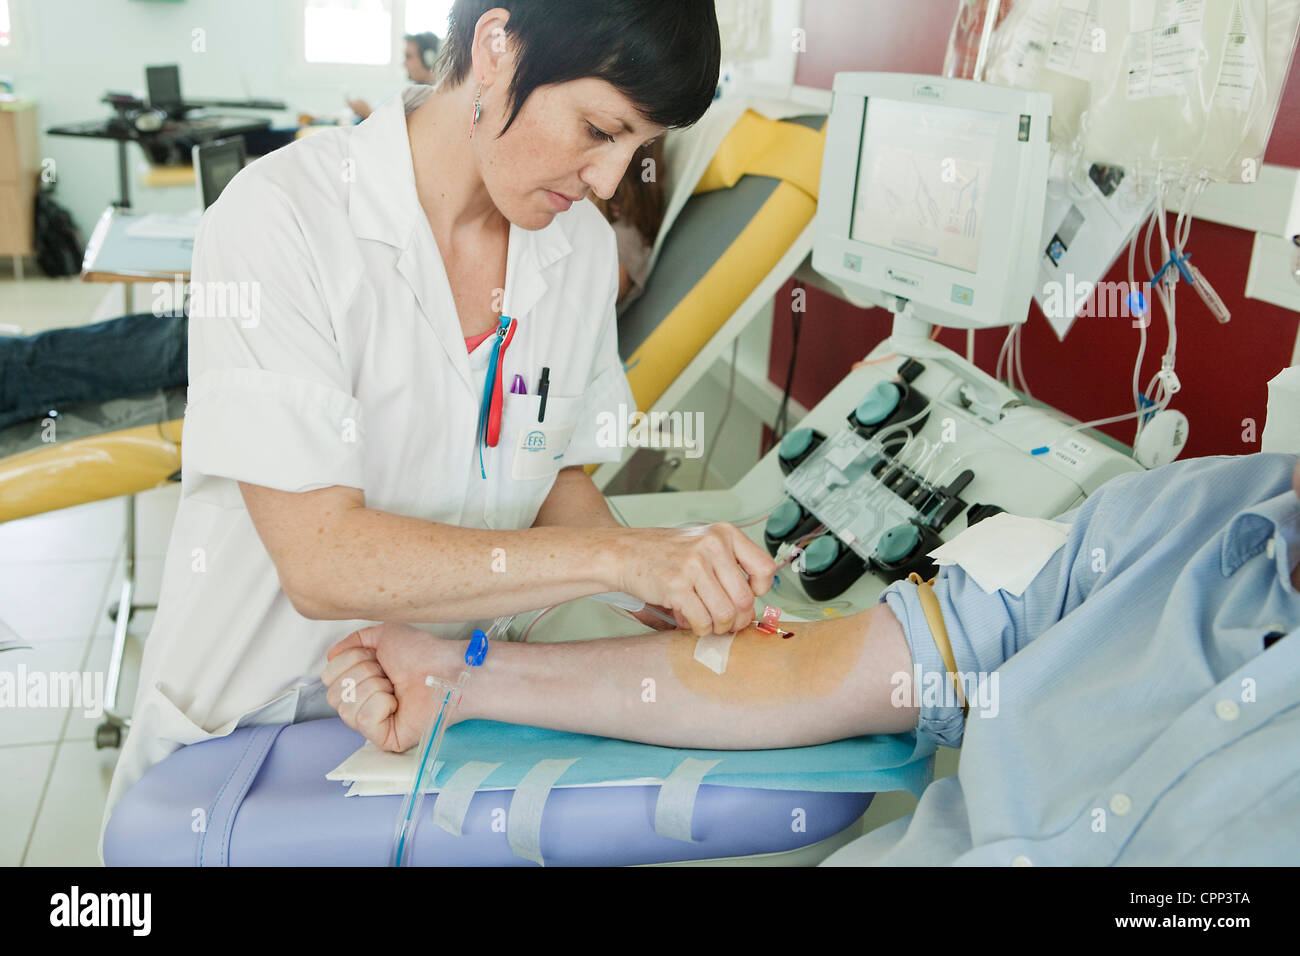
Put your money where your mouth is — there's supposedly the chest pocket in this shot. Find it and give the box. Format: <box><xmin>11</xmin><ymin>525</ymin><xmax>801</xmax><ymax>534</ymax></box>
<box><xmin>484</xmin><ymin>392</ymin><xmax>583</xmax><ymax>529</ymax></box>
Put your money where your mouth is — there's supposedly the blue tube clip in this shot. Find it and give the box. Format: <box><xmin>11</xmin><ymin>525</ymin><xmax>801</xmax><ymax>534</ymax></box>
<box><xmin>466</xmin><ymin>629</ymin><xmax>489</xmax><ymax>667</ymax></box>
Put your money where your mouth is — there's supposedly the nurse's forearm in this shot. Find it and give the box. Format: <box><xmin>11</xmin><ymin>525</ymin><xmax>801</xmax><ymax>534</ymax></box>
<box><xmin>306</xmin><ymin>507</ymin><xmax>630</xmax><ymax>622</ymax></box>
<box><xmin>456</xmin><ymin>606</ymin><xmax>919</xmax><ymax>748</ymax></box>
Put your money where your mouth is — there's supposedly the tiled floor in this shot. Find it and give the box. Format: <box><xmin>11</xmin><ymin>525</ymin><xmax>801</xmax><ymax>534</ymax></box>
<box><xmin>0</xmin><ymin>273</ymin><xmax>125</xmax><ymax>335</ymax></box>
<box><xmin>0</xmin><ymin>485</ymin><xmax>175</xmax><ymax>866</ymax></box>
<box><xmin>1</xmin><ymin>275</ymin><xmax>177</xmax><ymax>866</ymax></box>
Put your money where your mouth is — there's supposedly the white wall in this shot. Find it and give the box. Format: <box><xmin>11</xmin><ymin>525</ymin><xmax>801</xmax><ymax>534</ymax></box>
<box><xmin>0</xmin><ymin>0</ymin><xmax>795</xmax><ymax>238</ymax></box>
<box><xmin>1</xmin><ymin>0</ymin><xmax>415</xmax><ymax>235</ymax></box>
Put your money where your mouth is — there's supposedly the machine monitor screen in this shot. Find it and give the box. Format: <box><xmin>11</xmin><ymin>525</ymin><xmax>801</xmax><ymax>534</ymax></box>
<box><xmin>849</xmin><ymin>98</ymin><xmax>1001</xmax><ymax>275</ymax></box>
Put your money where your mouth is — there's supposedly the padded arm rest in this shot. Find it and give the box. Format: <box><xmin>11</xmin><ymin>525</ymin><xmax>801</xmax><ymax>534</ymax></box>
<box><xmin>105</xmin><ymin>718</ymin><xmax>874</xmax><ymax>867</ymax></box>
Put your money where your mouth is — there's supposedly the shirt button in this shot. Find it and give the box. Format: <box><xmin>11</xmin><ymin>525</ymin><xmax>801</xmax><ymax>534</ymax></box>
<box><xmin>1109</xmin><ymin>793</ymin><xmax>1133</xmax><ymax>816</ymax></box>
<box><xmin>1266</xmin><ymin>537</ymin><xmax>1276</xmax><ymax>559</ymax></box>
<box><xmin>1011</xmin><ymin>855</ymin><xmax>1033</xmax><ymax>867</ymax></box>
<box><xmin>1215</xmin><ymin>699</ymin><xmax>1241</xmax><ymax>721</ymax></box>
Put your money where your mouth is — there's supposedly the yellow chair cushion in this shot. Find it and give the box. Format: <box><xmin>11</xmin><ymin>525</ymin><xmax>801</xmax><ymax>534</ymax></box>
<box><xmin>0</xmin><ymin>419</ymin><xmax>183</xmax><ymax>523</ymax></box>
<box><xmin>623</xmin><ymin>111</ymin><xmax>826</xmax><ymax>414</ymax></box>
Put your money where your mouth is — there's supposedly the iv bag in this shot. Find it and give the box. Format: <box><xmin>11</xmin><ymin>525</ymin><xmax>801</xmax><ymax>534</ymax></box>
<box><xmin>1085</xmin><ymin>0</ymin><xmax>1236</xmax><ymax>177</ymax></box>
<box><xmin>974</xmin><ymin>0</ymin><xmax>1300</xmax><ymax>185</ymax></box>
<box><xmin>1083</xmin><ymin>0</ymin><xmax>1299</xmax><ymax>183</ymax></box>
<box><xmin>1203</xmin><ymin>0</ymin><xmax>1300</xmax><ymax>181</ymax></box>
<box><xmin>982</xmin><ymin>0</ymin><xmax>1101</xmax><ymax>163</ymax></box>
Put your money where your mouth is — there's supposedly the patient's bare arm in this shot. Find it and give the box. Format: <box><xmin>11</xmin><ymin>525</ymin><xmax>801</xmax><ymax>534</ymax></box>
<box><xmin>322</xmin><ymin>606</ymin><xmax>918</xmax><ymax>753</ymax></box>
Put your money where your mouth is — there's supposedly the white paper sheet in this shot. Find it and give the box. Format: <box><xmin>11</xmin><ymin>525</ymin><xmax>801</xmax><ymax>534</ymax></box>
<box><xmin>928</xmin><ymin>513</ymin><xmax>1072</xmax><ymax>596</ymax></box>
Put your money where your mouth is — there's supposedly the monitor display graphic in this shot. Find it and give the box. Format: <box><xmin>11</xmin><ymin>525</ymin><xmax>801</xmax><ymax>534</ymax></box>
<box><xmin>850</xmin><ymin>98</ymin><xmax>1001</xmax><ymax>274</ymax></box>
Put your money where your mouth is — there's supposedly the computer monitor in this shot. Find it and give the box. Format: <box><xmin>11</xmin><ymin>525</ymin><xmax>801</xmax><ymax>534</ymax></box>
<box><xmin>813</xmin><ymin>73</ymin><xmax>1052</xmax><ymax>333</ymax></box>
<box><xmin>146</xmin><ymin>64</ymin><xmax>184</xmax><ymax>118</ymax></box>
<box><xmin>193</xmin><ymin>137</ymin><xmax>246</xmax><ymax>209</ymax></box>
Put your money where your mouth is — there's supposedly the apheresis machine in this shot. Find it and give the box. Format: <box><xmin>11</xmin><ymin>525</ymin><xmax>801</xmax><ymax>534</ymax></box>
<box><xmin>615</xmin><ymin>72</ymin><xmax>1139</xmax><ymax>614</ymax></box>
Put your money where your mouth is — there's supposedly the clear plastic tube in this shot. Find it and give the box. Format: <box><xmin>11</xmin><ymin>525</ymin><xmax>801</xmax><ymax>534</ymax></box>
<box><xmin>390</xmin><ymin>671</ymin><xmax>468</xmax><ymax>867</ymax></box>
<box><xmin>588</xmin><ymin>591</ymin><xmax>677</xmax><ymax>626</ymax></box>
<box><xmin>390</xmin><ymin>617</ymin><xmax>504</xmax><ymax>867</ymax></box>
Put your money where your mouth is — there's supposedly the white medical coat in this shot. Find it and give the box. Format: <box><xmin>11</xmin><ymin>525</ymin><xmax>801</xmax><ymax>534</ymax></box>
<box><xmin>101</xmin><ymin>85</ymin><xmax>634</xmax><ymax>843</ymax></box>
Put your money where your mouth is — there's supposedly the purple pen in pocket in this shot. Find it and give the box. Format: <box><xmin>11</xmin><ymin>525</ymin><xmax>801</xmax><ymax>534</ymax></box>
<box><xmin>511</xmin><ymin>374</ymin><xmax>528</xmax><ymax>395</ymax></box>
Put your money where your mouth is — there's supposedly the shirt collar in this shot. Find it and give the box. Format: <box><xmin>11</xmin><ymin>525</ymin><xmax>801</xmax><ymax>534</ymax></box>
<box><xmin>346</xmin><ymin>86</ymin><xmax>574</xmax><ymax>394</ymax></box>
<box><xmin>346</xmin><ymin>85</ymin><xmax>571</xmax><ymax>271</ymax></box>
<box><xmin>1221</xmin><ymin>490</ymin><xmax>1300</xmax><ymax>588</ymax></box>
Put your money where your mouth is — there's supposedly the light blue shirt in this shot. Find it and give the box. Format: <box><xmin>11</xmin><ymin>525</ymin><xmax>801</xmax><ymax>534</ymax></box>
<box><xmin>827</xmin><ymin>453</ymin><xmax>1300</xmax><ymax>866</ymax></box>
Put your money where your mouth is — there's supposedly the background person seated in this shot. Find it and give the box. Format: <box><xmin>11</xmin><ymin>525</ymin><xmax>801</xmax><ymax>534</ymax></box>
<box><xmin>348</xmin><ymin>32</ymin><xmax>442</xmax><ymax>121</ymax></box>
<box><xmin>591</xmin><ymin>138</ymin><xmax>665</xmax><ymax>314</ymax></box>
<box><xmin>0</xmin><ymin>312</ymin><xmax>188</xmax><ymax>431</ymax></box>
<box><xmin>324</xmin><ymin>452</ymin><xmax>1300</xmax><ymax>865</ymax></box>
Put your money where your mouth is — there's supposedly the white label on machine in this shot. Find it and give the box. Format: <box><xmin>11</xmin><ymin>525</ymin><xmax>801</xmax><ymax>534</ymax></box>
<box><xmin>1051</xmin><ymin>437</ymin><xmax>1092</xmax><ymax>471</ymax></box>
<box><xmin>1127</xmin><ymin>0</ymin><xmax>1205</xmax><ymax>100</ymax></box>
<box><xmin>1211</xmin><ymin>0</ymin><xmax>1259</xmax><ymax>112</ymax></box>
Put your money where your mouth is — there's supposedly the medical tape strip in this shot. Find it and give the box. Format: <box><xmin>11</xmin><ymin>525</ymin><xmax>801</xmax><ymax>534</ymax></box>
<box><xmin>506</xmin><ymin>757</ymin><xmax>579</xmax><ymax>866</ymax></box>
<box><xmin>693</xmin><ymin>633</ymin><xmax>735</xmax><ymax>674</ymax></box>
<box><xmin>431</xmin><ymin>761</ymin><xmax>502</xmax><ymax>837</ymax></box>
<box><xmin>653</xmin><ymin>757</ymin><xmax>722</xmax><ymax>843</ymax></box>
<box><xmin>197</xmin><ymin>723</ymin><xmax>287</xmax><ymax>867</ymax></box>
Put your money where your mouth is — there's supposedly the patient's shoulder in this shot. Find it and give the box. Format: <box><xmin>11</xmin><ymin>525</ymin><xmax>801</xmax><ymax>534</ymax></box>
<box><xmin>1083</xmin><ymin>453</ymin><xmax>1297</xmax><ymax>556</ymax></box>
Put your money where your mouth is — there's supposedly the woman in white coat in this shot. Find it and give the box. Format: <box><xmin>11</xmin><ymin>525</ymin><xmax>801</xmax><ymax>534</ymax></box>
<box><xmin>101</xmin><ymin>0</ymin><xmax>776</xmax><ymax>838</ymax></box>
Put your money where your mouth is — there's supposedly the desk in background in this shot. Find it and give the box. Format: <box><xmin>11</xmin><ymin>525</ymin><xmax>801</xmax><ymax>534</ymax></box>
<box><xmin>47</xmin><ymin>114</ymin><xmax>270</xmax><ymax>208</ymax></box>
<box><xmin>141</xmin><ymin>164</ymin><xmax>196</xmax><ymax>189</ymax></box>
<box><xmin>81</xmin><ymin>206</ymin><xmax>194</xmax><ymax>313</ymax></box>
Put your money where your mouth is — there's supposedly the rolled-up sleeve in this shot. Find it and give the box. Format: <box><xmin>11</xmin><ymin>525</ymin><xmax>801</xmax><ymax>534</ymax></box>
<box><xmin>182</xmin><ymin>174</ymin><xmax>366</xmax><ymax>495</ymax></box>
<box><xmin>563</xmin><ymin>231</ymin><xmax>635</xmax><ymax>468</ymax></box>
<box><xmin>880</xmin><ymin>492</ymin><xmax>1110</xmax><ymax>759</ymax></box>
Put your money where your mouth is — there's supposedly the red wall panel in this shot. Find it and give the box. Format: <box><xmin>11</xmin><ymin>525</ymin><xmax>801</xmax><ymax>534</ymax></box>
<box><xmin>773</xmin><ymin>0</ymin><xmax>1300</xmax><ymax>458</ymax></box>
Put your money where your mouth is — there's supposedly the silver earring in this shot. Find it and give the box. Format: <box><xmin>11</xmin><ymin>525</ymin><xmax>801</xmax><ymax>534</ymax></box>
<box><xmin>469</xmin><ymin>84</ymin><xmax>483</xmax><ymax>139</ymax></box>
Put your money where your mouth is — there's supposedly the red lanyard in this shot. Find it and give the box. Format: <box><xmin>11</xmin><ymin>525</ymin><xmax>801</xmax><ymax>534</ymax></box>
<box><xmin>477</xmin><ymin>314</ymin><xmax>517</xmax><ymax>477</ymax></box>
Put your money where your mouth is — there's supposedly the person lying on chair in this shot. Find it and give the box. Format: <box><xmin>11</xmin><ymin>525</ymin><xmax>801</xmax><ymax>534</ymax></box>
<box><xmin>0</xmin><ymin>312</ymin><xmax>188</xmax><ymax>431</ymax></box>
<box><xmin>322</xmin><ymin>452</ymin><xmax>1300</xmax><ymax>865</ymax></box>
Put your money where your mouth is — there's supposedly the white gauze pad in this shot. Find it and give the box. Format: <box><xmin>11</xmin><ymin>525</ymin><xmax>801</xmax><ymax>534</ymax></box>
<box><xmin>693</xmin><ymin>633</ymin><xmax>736</xmax><ymax>674</ymax></box>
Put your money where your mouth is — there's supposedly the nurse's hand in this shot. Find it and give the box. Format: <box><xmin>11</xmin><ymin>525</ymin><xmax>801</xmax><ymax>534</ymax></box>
<box><xmin>614</xmin><ymin>523</ymin><xmax>776</xmax><ymax>637</ymax></box>
<box><xmin>323</xmin><ymin>623</ymin><xmax>458</xmax><ymax>753</ymax></box>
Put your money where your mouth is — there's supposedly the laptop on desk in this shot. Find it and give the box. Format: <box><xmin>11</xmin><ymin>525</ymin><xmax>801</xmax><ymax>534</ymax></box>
<box><xmin>145</xmin><ymin>64</ymin><xmax>188</xmax><ymax>121</ymax></box>
<box><xmin>124</xmin><ymin>137</ymin><xmax>247</xmax><ymax>241</ymax></box>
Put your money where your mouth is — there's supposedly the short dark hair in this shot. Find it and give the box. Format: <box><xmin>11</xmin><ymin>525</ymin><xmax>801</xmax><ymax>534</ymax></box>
<box><xmin>405</xmin><ymin>31</ymin><xmax>441</xmax><ymax>68</ymax></box>
<box><xmin>436</xmin><ymin>0</ymin><xmax>720</xmax><ymax>136</ymax></box>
